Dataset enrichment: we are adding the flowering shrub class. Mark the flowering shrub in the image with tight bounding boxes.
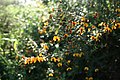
[0,0,120,80]
[17,0,120,80]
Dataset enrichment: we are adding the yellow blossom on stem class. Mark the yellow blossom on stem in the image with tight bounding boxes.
[24,57,31,64]
[64,34,68,38]
[66,67,72,71]
[72,21,77,27]
[84,67,89,71]
[79,27,85,35]
[49,73,53,77]
[95,68,99,72]
[89,77,93,80]
[67,60,71,64]
[86,77,93,80]
[84,23,88,28]
[39,53,43,57]
[81,17,86,22]
[44,21,48,26]
[103,26,112,33]
[53,36,60,42]
[57,63,62,67]
[90,36,96,41]
[37,56,44,62]
[92,25,96,29]
[43,45,49,50]
[30,57,37,64]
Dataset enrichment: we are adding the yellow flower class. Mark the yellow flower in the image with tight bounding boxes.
[57,63,62,67]
[51,57,55,61]
[64,34,68,38]
[79,52,84,57]
[44,21,48,26]
[30,57,37,63]
[38,28,46,34]
[88,28,91,32]
[116,8,120,12]
[95,68,99,72]
[30,57,35,64]
[73,53,80,57]
[56,58,60,62]
[67,60,71,64]
[112,26,117,30]
[84,67,89,71]
[98,22,104,26]
[79,27,85,35]
[103,27,112,33]
[24,58,30,64]
[92,25,96,29]
[81,17,86,22]
[51,57,60,62]
[39,53,43,57]
[37,56,44,62]
[84,23,88,28]
[90,36,96,41]
[72,21,77,26]
[59,57,63,61]
[65,52,69,55]
[85,77,89,80]
[49,73,53,77]
[43,45,49,50]
[89,77,93,80]
[115,23,120,28]
[66,67,72,71]
[53,36,60,42]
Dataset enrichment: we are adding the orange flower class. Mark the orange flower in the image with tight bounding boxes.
[43,45,49,50]
[72,21,77,26]
[24,57,31,64]
[103,27,112,33]
[84,23,88,28]
[79,27,85,35]
[90,36,95,40]
[64,34,68,38]
[37,56,44,62]
[92,25,96,29]
[112,26,117,30]
[30,57,36,64]
[53,36,60,42]
[115,23,120,28]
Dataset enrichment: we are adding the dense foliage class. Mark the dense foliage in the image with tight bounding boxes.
[0,0,120,80]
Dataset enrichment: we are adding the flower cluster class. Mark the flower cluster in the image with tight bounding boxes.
[19,0,120,80]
